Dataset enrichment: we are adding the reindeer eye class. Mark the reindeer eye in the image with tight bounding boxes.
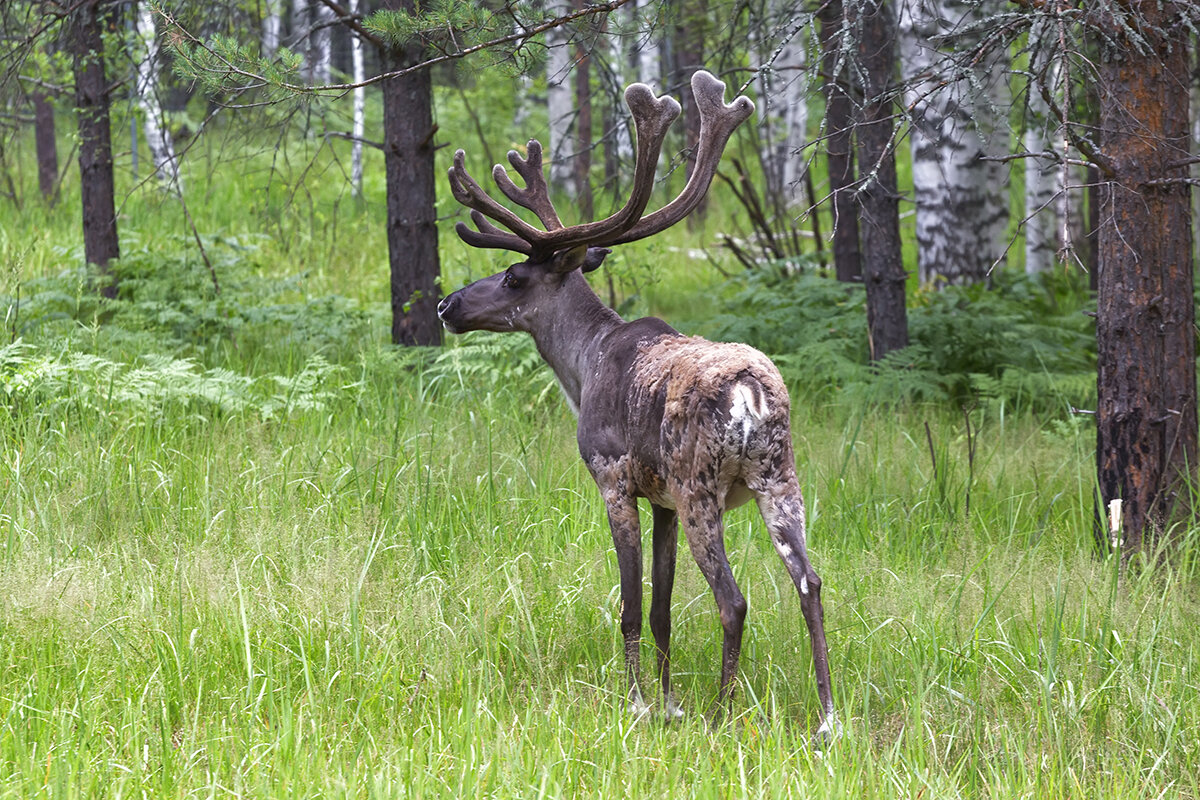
[501,271,522,290]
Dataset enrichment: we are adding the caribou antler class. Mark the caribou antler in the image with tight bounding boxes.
[604,71,754,246]
[450,70,753,265]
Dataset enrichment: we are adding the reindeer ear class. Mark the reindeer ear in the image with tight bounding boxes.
[549,245,589,273]
[581,247,611,273]
[549,245,612,273]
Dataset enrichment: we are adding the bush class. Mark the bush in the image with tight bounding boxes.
[704,263,1096,416]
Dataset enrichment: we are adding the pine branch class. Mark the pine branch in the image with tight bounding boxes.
[161,0,632,100]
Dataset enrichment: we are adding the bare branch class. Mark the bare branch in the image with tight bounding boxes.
[161,0,633,101]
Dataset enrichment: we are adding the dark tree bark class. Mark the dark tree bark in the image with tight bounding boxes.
[817,0,861,283]
[573,2,594,223]
[852,0,907,359]
[379,0,440,346]
[70,0,119,297]
[1094,1,1195,556]
[32,91,59,205]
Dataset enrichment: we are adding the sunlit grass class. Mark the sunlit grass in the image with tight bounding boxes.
[1,94,1198,799]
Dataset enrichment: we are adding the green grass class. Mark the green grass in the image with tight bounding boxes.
[2,96,1199,798]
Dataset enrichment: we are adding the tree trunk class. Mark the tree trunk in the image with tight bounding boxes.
[70,0,119,297]
[753,12,811,206]
[602,11,633,205]
[817,0,860,282]
[262,0,284,56]
[631,0,661,88]
[756,7,808,206]
[134,1,182,193]
[898,0,1009,286]
[1023,17,1064,275]
[350,0,365,197]
[573,1,594,222]
[311,1,334,84]
[546,0,575,196]
[32,91,59,205]
[671,0,708,223]
[379,0,440,346]
[1095,2,1195,556]
[291,0,311,81]
[853,0,907,359]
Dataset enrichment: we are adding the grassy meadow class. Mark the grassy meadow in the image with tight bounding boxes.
[1,95,1199,798]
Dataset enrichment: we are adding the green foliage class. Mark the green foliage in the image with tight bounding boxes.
[5,38,1196,797]
[3,235,378,366]
[0,339,342,423]
[172,33,303,95]
[425,330,559,408]
[705,263,1096,415]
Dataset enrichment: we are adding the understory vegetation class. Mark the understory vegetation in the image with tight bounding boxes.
[1,113,1198,798]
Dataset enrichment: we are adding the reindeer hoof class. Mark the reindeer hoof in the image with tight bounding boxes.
[811,714,842,750]
[626,695,652,718]
[662,696,685,723]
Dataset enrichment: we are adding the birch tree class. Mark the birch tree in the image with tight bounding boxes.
[133,2,182,194]
[1022,16,1065,274]
[349,0,365,198]
[262,0,284,56]
[755,3,809,207]
[630,0,661,88]
[310,1,334,84]
[545,0,575,195]
[898,0,1010,286]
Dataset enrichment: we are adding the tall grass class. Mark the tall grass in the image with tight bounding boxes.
[2,104,1198,798]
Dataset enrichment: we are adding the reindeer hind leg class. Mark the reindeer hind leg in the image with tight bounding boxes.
[649,503,683,720]
[754,479,838,743]
[677,489,746,716]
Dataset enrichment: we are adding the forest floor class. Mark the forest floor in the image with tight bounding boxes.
[1,127,1198,798]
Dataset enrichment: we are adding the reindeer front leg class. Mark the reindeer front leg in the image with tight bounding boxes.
[603,492,647,714]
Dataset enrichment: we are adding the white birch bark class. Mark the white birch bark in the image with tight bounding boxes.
[756,13,810,206]
[1022,18,1065,274]
[350,0,365,197]
[545,0,576,195]
[291,0,311,81]
[899,0,1010,286]
[631,0,661,88]
[608,5,633,163]
[311,1,334,84]
[133,1,182,193]
[262,0,284,57]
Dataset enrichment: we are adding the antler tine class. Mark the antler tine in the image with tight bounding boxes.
[606,71,754,246]
[451,86,681,262]
[523,82,680,263]
[455,210,533,255]
[492,140,563,231]
[448,149,547,243]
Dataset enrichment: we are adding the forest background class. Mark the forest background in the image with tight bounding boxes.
[0,0,1198,797]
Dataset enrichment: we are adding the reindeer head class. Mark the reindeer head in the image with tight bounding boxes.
[437,71,755,335]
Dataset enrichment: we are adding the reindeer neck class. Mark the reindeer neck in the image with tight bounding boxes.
[527,271,623,414]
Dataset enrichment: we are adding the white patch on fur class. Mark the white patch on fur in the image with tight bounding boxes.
[799,574,809,595]
[729,382,768,441]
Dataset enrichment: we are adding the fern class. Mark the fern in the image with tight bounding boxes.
[700,264,1096,415]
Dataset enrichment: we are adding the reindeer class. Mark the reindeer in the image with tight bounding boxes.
[437,71,835,737]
